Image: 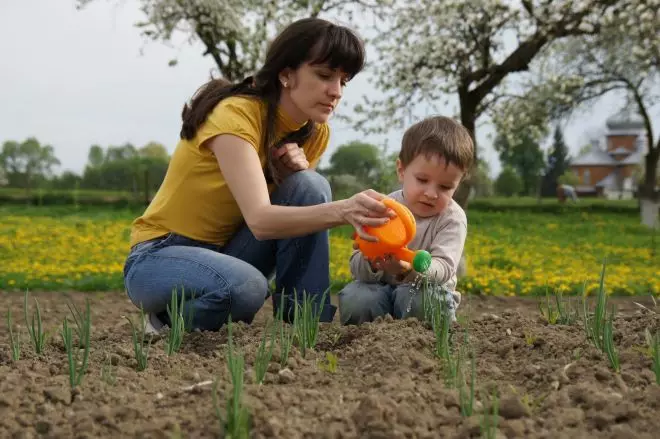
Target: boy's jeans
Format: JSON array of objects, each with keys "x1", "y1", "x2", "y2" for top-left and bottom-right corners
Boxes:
[
  {"x1": 122, "y1": 170, "x2": 336, "y2": 332},
  {"x1": 338, "y1": 280, "x2": 459, "y2": 325}
]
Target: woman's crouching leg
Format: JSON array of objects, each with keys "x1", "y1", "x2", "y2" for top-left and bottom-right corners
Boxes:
[{"x1": 124, "y1": 244, "x2": 269, "y2": 331}]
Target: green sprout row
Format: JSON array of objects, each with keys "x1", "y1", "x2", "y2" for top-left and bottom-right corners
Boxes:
[
  {"x1": 24, "y1": 290, "x2": 47, "y2": 354},
  {"x1": 582, "y1": 263, "x2": 619, "y2": 372},
  {"x1": 60, "y1": 298, "x2": 91, "y2": 390},
  {"x1": 538, "y1": 288, "x2": 579, "y2": 325},
  {"x1": 6, "y1": 309, "x2": 21, "y2": 361},
  {"x1": 418, "y1": 279, "x2": 476, "y2": 418},
  {"x1": 644, "y1": 329, "x2": 660, "y2": 384},
  {"x1": 292, "y1": 288, "x2": 329, "y2": 357},
  {"x1": 125, "y1": 305, "x2": 152, "y2": 372},
  {"x1": 213, "y1": 316, "x2": 250, "y2": 438}
]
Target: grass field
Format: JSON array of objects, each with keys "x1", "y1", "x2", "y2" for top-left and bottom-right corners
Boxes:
[{"x1": 0, "y1": 202, "x2": 657, "y2": 296}]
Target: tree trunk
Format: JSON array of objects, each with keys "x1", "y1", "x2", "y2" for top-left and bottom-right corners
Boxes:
[
  {"x1": 454, "y1": 97, "x2": 477, "y2": 209},
  {"x1": 454, "y1": 95, "x2": 478, "y2": 278},
  {"x1": 639, "y1": 145, "x2": 660, "y2": 229}
]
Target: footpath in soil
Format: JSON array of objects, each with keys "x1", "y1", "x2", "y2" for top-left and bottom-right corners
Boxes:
[{"x1": 1, "y1": 291, "x2": 659, "y2": 439}]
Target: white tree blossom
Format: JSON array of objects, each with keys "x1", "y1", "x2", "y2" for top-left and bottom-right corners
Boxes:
[
  {"x1": 76, "y1": 0, "x2": 392, "y2": 81},
  {"x1": 492, "y1": 0, "x2": 659, "y2": 225},
  {"x1": 352, "y1": 0, "x2": 636, "y2": 149}
]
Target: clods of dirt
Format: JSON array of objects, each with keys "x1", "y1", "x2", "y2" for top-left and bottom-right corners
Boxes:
[{"x1": 0, "y1": 291, "x2": 659, "y2": 438}]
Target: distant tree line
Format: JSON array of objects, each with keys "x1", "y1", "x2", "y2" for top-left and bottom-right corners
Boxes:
[
  {"x1": 0, "y1": 133, "x2": 583, "y2": 203},
  {"x1": 0, "y1": 138, "x2": 170, "y2": 199}
]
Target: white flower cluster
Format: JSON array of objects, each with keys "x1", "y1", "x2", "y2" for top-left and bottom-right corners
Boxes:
[
  {"x1": 492, "y1": 0, "x2": 658, "y2": 146},
  {"x1": 77, "y1": 0, "x2": 393, "y2": 81},
  {"x1": 356, "y1": 0, "x2": 654, "y2": 142}
]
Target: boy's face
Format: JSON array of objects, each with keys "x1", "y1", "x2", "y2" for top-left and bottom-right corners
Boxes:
[{"x1": 396, "y1": 153, "x2": 464, "y2": 217}]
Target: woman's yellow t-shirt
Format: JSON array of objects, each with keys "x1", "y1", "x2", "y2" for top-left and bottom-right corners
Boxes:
[{"x1": 129, "y1": 95, "x2": 331, "y2": 248}]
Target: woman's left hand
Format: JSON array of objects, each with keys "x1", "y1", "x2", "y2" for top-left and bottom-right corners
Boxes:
[{"x1": 273, "y1": 142, "x2": 309, "y2": 176}]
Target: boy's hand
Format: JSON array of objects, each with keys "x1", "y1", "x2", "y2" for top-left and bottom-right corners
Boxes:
[{"x1": 371, "y1": 254, "x2": 411, "y2": 278}]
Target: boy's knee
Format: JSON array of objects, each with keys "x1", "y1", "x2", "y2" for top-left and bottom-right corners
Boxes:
[
  {"x1": 338, "y1": 281, "x2": 389, "y2": 325},
  {"x1": 337, "y1": 283, "x2": 362, "y2": 323},
  {"x1": 394, "y1": 285, "x2": 459, "y2": 322}
]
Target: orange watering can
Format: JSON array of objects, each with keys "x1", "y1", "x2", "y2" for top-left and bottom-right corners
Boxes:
[{"x1": 353, "y1": 197, "x2": 432, "y2": 273}]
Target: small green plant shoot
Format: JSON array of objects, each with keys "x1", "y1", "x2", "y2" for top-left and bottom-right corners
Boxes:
[
  {"x1": 60, "y1": 298, "x2": 91, "y2": 390},
  {"x1": 24, "y1": 290, "x2": 47, "y2": 354},
  {"x1": 125, "y1": 306, "x2": 152, "y2": 372},
  {"x1": 6, "y1": 308, "x2": 21, "y2": 361}
]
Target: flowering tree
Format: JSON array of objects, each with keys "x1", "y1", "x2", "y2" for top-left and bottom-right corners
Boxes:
[
  {"x1": 75, "y1": 0, "x2": 390, "y2": 81},
  {"x1": 492, "y1": 0, "x2": 659, "y2": 227},
  {"x1": 353, "y1": 0, "x2": 633, "y2": 205}
]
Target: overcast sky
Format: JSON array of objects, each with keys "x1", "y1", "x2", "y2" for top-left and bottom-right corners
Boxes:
[{"x1": 0, "y1": 0, "x2": 648, "y2": 179}]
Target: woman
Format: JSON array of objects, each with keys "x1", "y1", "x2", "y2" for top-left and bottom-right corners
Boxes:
[{"x1": 123, "y1": 17, "x2": 394, "y2": 333}]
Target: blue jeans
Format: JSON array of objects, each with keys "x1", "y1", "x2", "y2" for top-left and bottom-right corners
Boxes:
[
  {"x1": 338, "y1": 280, "x2": 458, "y2": 325},
  {"x1": 122, "y1": 170, "x2": 336, "y2": 331}
]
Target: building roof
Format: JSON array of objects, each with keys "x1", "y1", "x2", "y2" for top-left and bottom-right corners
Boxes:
[
  {"x1": 610, "y1": 147, "x2": 631, "y2": 155},
  {"x1": 621, "y1": 149, "x2": 644, "y2": 165},
  {"x1": 571, "y1": 143, "x2": 617, "y2": 166},
  {"x1": 606, "y1": 107, "x2": 645, "y2": 131}
]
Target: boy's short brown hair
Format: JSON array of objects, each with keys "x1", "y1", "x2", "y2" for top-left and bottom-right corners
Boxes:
[{"x1": 398, "y1": 116, "x2": 474, "y2": 174}]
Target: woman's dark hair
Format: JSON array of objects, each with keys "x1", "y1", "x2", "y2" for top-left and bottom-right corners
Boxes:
[{"x1": 180, "y1": 17, "x2": 366, "y2": 184}]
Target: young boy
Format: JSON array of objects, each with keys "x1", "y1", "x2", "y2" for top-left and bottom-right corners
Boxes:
[{"x1": 338, "y1": 115, "x2": 474, "y2": 325}]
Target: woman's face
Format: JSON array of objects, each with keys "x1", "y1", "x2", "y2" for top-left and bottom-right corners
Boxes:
[{"x1": 279, "y1": 62, "x2": 348, "y2": 124}]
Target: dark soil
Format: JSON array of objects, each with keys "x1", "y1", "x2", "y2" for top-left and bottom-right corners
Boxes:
[{"x1": 1, "y1": 291, "x2": 659, "y2": 439}]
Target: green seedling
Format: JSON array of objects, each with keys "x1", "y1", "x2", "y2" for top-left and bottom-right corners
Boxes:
[
  {"x1": 582, "y1": 262, "x2": 619, "y2": 371},
  {"x1": 67, "y1": 299, "x2": 91, "y2": 348},
  {"x1": 60, "y1": 298, "x2": 91, "y2": 390},
  {"x1": 480, "y1": 388, "x2": 499, "y2": 439},
  {"x1": 254, "y1": 319, "x2": 277, "y2": 385},
  {"x1": 100, "y1": 355, "x2": 117, "y2": 386},
  {"x1": 524, "y1": 331, "x2": 537, "y2": 346},
  {"x1": 458, "y1": 348, "x2": 476, "y2": 417},
  {"x1": 165, "y1": 288, "x2": 186, "y2": 356},
  {"x1": 602, "y1": 305, "x2": 620, "y2": 372},
  {"x1": 318, "y1": 352, "x2": 339, "y2": 373},
  {"x1": 125, "y1": 306, "x2": 152, "y2": 371},
  {"x1": 169, "y1": 423, "x2": 184, "y2": 439},
  {"x1": 538, "y1": 288, "x2": 579, "y2": 325},
  {"x1": 441, "y1": 330, "x2": 472, "y2": 396},
  {"x1": 6, "y1": 308, "x2": 21, "y2": 361},
  {"x1": 222, "y1": 316, "x2": 250, "y2": 438},
  {"x1": 572, "y1": 347, "x2": 582, "y2": 361},
  {"x1": 24, "y1": 290, "x2": 47, "y2": 354},
  {"x1": 422, "y1": 287, "x2": 452, "y2": 359},
  {"x1": 583, "y1": 264, "x2": 608, "y2": 351},
  {"x1": 443, "y1": 347, "x2": 460, "y2": 388},
  {"x1": 292, "y1": 288, "x2": 329, "y2": 357},
  {"x1": 538, "y1": 288, "x2": 560, "y2": 324},
  {"x1": 509, "y1": 385, "x2": 547, "y2": 415},
  {"x1": 647, "y1": 329, "x2": 660, "y2": 384}
]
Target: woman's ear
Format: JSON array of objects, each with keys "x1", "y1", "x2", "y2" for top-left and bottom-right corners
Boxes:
[{"x1": 279, "y1": 68, "x2": 293, "y2": 88}]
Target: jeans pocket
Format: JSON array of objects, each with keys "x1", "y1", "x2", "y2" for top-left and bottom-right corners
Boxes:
[{"x1": 124, "y1": 234, "x2": 173, "y2": 287}]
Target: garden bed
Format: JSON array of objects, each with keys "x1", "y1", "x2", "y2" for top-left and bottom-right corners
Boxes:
[{"x1": 1, "y1": 290, "x2": 659, "y2": 438}]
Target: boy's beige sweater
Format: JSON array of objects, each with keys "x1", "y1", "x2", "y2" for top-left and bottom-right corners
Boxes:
[{"x1": 349, "y1": 189, "x2": 467, "y2": 291}]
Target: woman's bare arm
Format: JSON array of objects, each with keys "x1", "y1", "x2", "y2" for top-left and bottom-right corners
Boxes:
[{"x1": 206, "y1": 134, "x2": 392, "y2": 241}]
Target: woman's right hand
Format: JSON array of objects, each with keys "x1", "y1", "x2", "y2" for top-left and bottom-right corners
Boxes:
[{"x1": 340, "y1": 189, "x2": 396, "y2": 242}]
